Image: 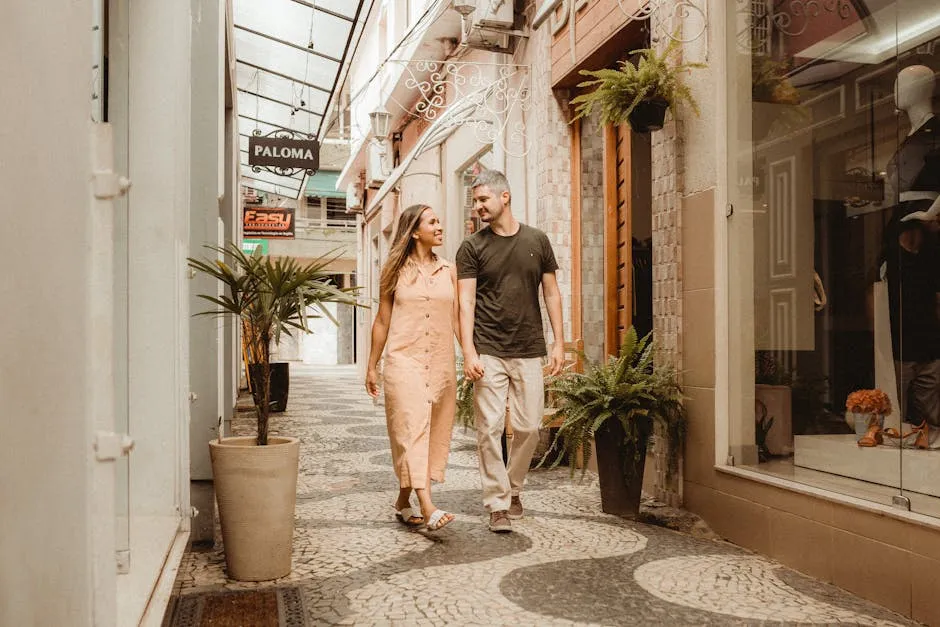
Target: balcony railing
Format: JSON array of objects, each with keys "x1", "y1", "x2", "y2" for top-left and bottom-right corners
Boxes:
[{"x1": 295, "y1": 216, "x2": 357, "y2": 233}]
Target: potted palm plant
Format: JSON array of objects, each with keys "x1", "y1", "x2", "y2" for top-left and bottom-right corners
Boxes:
[
  {"x1": 188, "y1": 243, "x2": 359, "y2": 581},
  {"x1": 570, "y1": 39, "x2": 704, "y2": 132},
  {"x1": 541, "y1": 328, "x2": 686, "y2": 518}
]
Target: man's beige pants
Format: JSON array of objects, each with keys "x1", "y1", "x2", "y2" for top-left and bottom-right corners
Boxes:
[{"x1": 473, "y1": 354, "x2": 544, "y2": 512}]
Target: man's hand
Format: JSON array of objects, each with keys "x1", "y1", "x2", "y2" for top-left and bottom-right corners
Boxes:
[
  {"x1": 365, "y1": 367, "x2": 380, "y2": 397},
  {"x1": 464, "y1": 354, "x2": 485, "y2": 381},
  {"x1": 548, "y1": 343, "x2": 565, "y2": 376}
]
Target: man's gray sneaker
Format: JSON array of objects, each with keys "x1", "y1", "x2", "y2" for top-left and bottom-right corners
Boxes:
[
  {"x1": 488, "y1": 510, "x2": 512, "y2": 532},
  {"x1": 508, "y1": 496, "x2": 524, "y2": 520}
]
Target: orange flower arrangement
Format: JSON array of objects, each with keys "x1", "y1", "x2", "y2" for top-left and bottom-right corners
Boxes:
[{"x1": 845, "y1": 389, "x2": 892, "y2": 415}]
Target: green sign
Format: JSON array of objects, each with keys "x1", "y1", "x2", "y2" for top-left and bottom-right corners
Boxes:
[{"x1": 241, "y1": 238, "x2": 269, "y2": 255}]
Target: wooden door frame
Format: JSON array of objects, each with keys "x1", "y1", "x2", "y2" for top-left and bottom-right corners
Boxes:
[
  {"x1": 603, "y1": 123, "x2": 633, "y2": 356},
  {"x1": 570, "y1": 118, "x2": 583, "y2": 346}
]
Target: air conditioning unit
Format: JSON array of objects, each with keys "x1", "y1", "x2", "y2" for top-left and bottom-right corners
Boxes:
[
  {"x1": 365, "y1": 141, "x2": 389, "y2": 189},
  {"x1": 346, "y1": 182, "x2": 364, "y2": 213},
  {"x1": 461, "y1": 0, "x2": 514, "y2": 51},
  {"x1": 476, "y1": 0, "x2": 513, "y2": 28},
  {"x1": 243, "y1": 188, "x2": 265, "y2": 205}
]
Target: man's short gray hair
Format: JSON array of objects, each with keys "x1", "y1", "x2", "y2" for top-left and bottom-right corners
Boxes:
[{"x1": 471, "y1": 169, "x2": 510, "y2": 196}]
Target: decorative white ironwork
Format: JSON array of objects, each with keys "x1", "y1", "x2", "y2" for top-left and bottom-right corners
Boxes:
[
  {"x1": 736, "y1": 0, "x2": 858, "y2": 52},
  {"x1": 386, "y1": 60, "x2": 532, "y2": 158},
  {"x1": 616, "y1": 0, "x2": 708, "y2": 44}
]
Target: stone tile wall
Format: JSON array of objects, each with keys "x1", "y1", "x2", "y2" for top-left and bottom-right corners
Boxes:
[
  {"x1": 579, "y1": 110, "x2": 606, "y2": 365},
  {"x1": 647, "y1": 31, "x2": 686, "y2": 506},
  {"x1": 524, "y1": 0, "x2": 574, "y2": 345}
]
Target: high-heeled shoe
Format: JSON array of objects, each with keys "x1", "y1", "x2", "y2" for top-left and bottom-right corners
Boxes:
[
  {"x1": 884, "y1": 420, "x2": 930, "y2": 449},
  {"x1": 857, "y1": 421, "x2": 883, "y2": 447},
  {"x1": 911, "y1": 421, "x2": 929, "y2": 450}
]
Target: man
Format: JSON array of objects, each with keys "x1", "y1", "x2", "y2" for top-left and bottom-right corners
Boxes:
[{"x1": 456, "y1": 169, "x2": 565, "y2": 533}]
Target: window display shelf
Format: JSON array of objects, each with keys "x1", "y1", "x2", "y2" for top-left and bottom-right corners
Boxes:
[{"x1": 794, "y1": 434, "x2": 940, "y2": 498}]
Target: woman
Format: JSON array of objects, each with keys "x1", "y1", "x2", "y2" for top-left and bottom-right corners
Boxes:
[{"x1": 366, "y1": 204, "x2": 457, "y2": 531}]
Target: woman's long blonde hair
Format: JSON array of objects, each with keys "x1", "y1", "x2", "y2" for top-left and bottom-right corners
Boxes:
[{"x1": 379, "y1": 204, "x2": 434, "y2": 296}]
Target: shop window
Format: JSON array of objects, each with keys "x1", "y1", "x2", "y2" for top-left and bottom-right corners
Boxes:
[
  {"x1": 326, "y1": 197, "x2": 353, "y2": 225},
  {"x1": 725, "y1": 0, "x2": 940, "y2": 519},
  {"x1": 460, "y1": 156, "x2": 492, "y2": 237},
  {"x1": 462, "y1": 171, "x2": 481, "y2": 236}
]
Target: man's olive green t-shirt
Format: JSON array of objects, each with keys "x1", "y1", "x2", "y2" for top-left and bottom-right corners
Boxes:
[{"x1": 455, "y1": 224, "x2": 559, "y2": 358}]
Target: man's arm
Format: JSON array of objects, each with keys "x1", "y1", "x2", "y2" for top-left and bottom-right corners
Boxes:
[
  {"x1": 458, "y1": 277, "x2": 485, "y2": 381},
  {"x1": 542, "y1": 272, "x2": 565, "y2": 376}
]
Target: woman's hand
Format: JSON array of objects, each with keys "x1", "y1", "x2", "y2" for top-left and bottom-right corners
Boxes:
[{"x1": 365, "y1": 367, "x2": 380, "y2": 397}]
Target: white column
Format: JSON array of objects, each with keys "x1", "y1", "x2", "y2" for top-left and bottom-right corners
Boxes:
[{"x1": 0, "y1": 2, "x2": 114, "y2": 626}]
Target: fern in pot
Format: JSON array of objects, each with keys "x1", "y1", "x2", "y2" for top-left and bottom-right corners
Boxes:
[
  {"x1": 571, "y1": 39, "x2": 704, "y2": 132},
  {"x1": 541, "y1": 327, "x2": 686, "y2": 518}
]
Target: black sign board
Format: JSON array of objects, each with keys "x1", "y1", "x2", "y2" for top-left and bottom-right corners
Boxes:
[{"x1": 248, "y1": 136, "x2": 319, "y2": 173}]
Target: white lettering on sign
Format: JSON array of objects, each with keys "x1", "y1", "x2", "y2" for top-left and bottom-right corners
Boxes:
[{"x1": 252, "y1": 145, "x2": 315, "y2": 160}]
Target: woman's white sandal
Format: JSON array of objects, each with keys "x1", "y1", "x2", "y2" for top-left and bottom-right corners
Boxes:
[
  {"x1": 394, "y1": 506, "x2": 424, "y2": 527},
  {"x1": 425, "y1": 510, "x2": 454, "y2": 531}
]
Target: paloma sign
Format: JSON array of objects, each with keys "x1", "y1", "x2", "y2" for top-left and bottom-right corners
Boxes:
[
  {"x1": 248, "y1": 136, "x2": 319, "y2": 172},
  {"x1": 243, "y1": 207, "x2": 295, "y2": 239}
]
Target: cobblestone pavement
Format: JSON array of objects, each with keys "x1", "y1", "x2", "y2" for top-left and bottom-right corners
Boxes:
[{"x1": 171, "y1": 364, "x2": 917, "y2": 626}]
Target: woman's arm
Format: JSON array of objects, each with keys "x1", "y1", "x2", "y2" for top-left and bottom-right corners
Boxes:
[
  {"x1": 365, "y1": 292, "x2": 394, "y2": 397},
  {"x1": 451, "y1": 265, "x2": 461, "y2": 343}
]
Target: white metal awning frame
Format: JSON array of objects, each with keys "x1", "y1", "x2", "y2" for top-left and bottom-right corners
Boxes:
[
  {"x1": 234, "y1": 0, "x2": 371, "y2": 199},
  {"x1": 364, "y1": 74, "x2": 525, "y2": 217}
]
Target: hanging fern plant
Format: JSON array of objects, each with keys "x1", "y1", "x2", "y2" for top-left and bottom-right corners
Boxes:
[
  {"x1": 540, "y1": 327, "x2": 686, "y2": 480},
  {"x1": 570, "y1": 39, "x2": 704, "y2": 131}
]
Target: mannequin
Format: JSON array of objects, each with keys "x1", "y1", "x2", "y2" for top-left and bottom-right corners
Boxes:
[
  {"x1": 879, "y1": 64, "x2": 940, "y2": 447},
  {"x1": 895, "y1": 65, "x2": 940, "y2": 222}
]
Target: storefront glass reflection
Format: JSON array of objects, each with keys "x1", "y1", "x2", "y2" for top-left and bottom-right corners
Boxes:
[{"x1": 728, "y1": 0, "x2": 940, "y2": 517}]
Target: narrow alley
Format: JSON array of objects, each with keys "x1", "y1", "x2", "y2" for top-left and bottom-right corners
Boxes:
[{"x1": 164, "y1": 365, "x2": 913, "y2": 626}]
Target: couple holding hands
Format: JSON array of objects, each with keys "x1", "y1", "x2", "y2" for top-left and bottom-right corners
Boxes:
[{"x1": 365, "y1": 169, "x2": 565, "y2": 533}]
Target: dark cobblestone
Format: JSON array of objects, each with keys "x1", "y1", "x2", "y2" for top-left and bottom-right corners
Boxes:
[{"x1": 172, "y1": 365, "x2": 918, "y2": 627}]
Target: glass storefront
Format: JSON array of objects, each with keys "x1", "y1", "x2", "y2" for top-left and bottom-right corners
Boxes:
[{"x1": 726, "y1": 0, "x2": 940, "y2": 518}]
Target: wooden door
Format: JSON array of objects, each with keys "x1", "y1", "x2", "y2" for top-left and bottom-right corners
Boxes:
[{"x1": 604, "y1": 123, "x2": 633, "y2": 355}]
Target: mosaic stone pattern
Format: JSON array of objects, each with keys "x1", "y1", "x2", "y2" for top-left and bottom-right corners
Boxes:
[{"x1": 169, "y1": 364, "x2": 916, "y2": 626}]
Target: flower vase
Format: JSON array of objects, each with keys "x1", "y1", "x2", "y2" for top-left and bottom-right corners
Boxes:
[{"x1": 853, "y1": 413, "x2": 883, "y2": 440}]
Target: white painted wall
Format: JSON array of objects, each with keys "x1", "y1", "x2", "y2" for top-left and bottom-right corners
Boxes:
[
  {"x1": 0, "y1": 2, "x2": 112, "y2": 625},
  {"x1": 127, "y1": 0, "x2": 192, "y2": 520},
  {"x1": 190, "y1": 0, "x2": 226, "y2": 481}
]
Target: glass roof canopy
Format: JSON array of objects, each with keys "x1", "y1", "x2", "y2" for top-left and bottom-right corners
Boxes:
[{"x1": 234, "y1": 0, "x2": 367, "y2": 198}]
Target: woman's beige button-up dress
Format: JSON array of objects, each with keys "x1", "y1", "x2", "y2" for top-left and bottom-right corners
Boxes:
[{"x1": 383, "y1": 257, "x2": 456, "y2": 488}]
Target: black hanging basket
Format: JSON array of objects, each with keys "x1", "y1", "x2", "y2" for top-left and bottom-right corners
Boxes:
[
  {"x1": 627, "y1": 99, "x2": 669, "y2": 133},
  {"x1": 249, "y1": 361, "x2": 290, "y2": 413},
  {"x1": 593, "y1": 416, "x2": 651, "y2": 518}
]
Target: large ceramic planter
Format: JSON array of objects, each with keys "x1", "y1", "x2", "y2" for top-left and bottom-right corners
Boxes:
[
  {"x1": 249, "y1": 361, "x2": 290, "y2": 413},
  {"x1": 593, "y1": 417, "x2": 650, "y2": 518},
  {"x1": 210, "y1": 436, "x2": 300, "y2": 581}
]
